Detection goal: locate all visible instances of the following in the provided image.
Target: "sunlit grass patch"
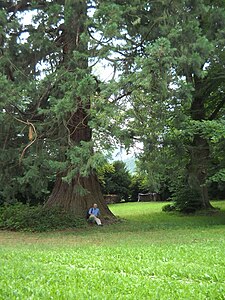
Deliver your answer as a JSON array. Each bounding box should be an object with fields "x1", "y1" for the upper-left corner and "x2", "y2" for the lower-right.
[
  {"x1": 1, "y1": 243, "x2": 225, "y2": 299},
  {"x1": 0, "y1": 200, "x2": 225, "y2": 299}
]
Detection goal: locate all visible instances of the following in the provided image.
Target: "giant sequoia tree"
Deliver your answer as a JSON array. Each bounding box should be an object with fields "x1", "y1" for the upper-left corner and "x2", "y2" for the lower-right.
[{"x1": 0, "y1": 0, "x2": 115, "y2": 218}]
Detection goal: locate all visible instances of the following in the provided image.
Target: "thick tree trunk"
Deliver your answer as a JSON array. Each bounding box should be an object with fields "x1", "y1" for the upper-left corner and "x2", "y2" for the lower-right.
[
  {"x1": 45, "y1": 0, "x2": 115, "y2": 220},
  {"x1": 185, "y1": 75, "x2": 214, "y2": 210},
  {"x1": 46, "y1": 172, "x2": 113, "y2": 218},
  {"x1": 187, "y1": 135, "x2": 213, "y2": 209}
]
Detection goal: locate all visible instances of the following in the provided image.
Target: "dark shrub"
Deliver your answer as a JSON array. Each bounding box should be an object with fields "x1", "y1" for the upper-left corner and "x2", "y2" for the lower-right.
[
  {"x1": 162, "y1": 204, "x2": 176, "y2": 212},
  {"x1": 0, "y1": 203, "x2": 85, "y2": 232}
]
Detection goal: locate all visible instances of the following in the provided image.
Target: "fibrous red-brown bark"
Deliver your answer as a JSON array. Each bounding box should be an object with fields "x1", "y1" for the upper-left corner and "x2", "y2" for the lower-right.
[{"x1": 47, "y1": 173, "x2": 113, "y2": 218}]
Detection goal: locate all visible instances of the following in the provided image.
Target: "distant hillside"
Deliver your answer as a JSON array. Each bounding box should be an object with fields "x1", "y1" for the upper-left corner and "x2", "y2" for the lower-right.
[
  {"x1": 111, "y1": 148, "x2": 136, "y2": 173},
  {"x1": 123, "y1": 156, "x2": 136, "y2": 173}
]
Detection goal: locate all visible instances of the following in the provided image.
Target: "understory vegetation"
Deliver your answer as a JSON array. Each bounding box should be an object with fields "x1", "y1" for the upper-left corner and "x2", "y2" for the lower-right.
[
  {"x1": 0, "y1": 203, "x2": 85, "y2": 232},
  {"x1": 1, "y1": 201, "x2": 225, "y2": 299}
]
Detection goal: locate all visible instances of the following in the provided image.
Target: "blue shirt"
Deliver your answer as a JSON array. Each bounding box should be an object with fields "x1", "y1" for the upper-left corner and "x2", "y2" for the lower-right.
[{"x1": 89, "y1": 207, "x2": 100, "y2": 217}]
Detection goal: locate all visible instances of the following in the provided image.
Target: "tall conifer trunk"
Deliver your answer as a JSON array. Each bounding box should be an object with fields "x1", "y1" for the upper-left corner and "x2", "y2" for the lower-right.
[
  {"x1": 185, "y1": 76, "x2": 214, "y2": 210},
  {"x1": 186, "y1": 135, "x2": 213, "y2": 209},
  {"x1": 45, "y1": 0, "x2": 114, "y2": 219}
]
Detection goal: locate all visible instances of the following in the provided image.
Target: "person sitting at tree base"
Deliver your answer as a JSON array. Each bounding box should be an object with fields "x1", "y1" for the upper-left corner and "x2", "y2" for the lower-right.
[{"x1": 88, "y1": 203, "x2": 103, "y2": 226}]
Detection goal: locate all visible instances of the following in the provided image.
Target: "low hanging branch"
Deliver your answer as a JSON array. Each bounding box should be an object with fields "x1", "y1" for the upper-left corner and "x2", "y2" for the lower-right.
[{"x1": 14, "y1": 117, "x2": 37, "y2": 164}]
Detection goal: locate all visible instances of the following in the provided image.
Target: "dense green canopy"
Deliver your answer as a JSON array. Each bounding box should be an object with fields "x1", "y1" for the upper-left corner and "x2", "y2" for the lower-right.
[
  {"x1": 97, "y1": 0, "x2": 225, "y2": 211},
  {"x1": 0, "y1": 0, "x2": 224, "y2": 215}
]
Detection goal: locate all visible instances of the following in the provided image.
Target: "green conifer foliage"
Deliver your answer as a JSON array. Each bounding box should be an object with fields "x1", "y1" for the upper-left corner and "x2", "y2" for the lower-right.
[
  {"x1": 0, "y1": 1, "x2": 117, "y2": 219},
  {"x1": 96, "y1": 0, "x2": 225, "y2": 211},
  {"x1": 1, "y1": 1, "x2": 224, "y2": 214}
]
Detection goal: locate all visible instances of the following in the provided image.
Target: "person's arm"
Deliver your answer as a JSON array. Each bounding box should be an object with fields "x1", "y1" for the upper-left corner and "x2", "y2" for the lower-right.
[{"x1": 88, "y1": 208, "x2": 93, "y2": 214}]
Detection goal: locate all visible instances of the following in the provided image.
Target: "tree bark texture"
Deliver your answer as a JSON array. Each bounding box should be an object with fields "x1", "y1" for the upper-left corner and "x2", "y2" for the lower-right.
[
  {"x1": 47, "y1": 173, "x2": 113, "y2": 218},
  {"x1": 186, "y1": 76, "x2": 214, "y2": 209},
  {"x1": 187, "y1": 135, "x2": 213, "y2": 209}
]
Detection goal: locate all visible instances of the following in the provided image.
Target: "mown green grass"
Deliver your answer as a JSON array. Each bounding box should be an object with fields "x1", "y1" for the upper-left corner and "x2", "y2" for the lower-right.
[{"x1": 1, "y1": 201, "x2": 225, "y2": 299}]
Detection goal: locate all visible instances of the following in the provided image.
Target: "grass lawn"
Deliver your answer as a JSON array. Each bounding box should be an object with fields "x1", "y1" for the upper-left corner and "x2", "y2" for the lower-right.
[{"x1": 1, "y1": 201, "x2": 225, "y2": 299}]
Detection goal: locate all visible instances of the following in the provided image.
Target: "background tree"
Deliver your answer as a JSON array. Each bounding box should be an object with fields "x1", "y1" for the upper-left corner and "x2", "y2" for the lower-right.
[
  {"x1": 98, "y1": 161, "x2": 132, "y2": 201},
  {"x1": 129, "y1": 173, "x2": 149, "y2": 202},
  {"x1": 96, "y1": 0, "x2": 225, "y2": 212}
]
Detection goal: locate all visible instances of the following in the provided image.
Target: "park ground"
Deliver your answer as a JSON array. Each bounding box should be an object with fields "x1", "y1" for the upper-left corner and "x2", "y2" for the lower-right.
[{"x1": 1, "y1": 201, "x2": 225, "y2": 299}]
